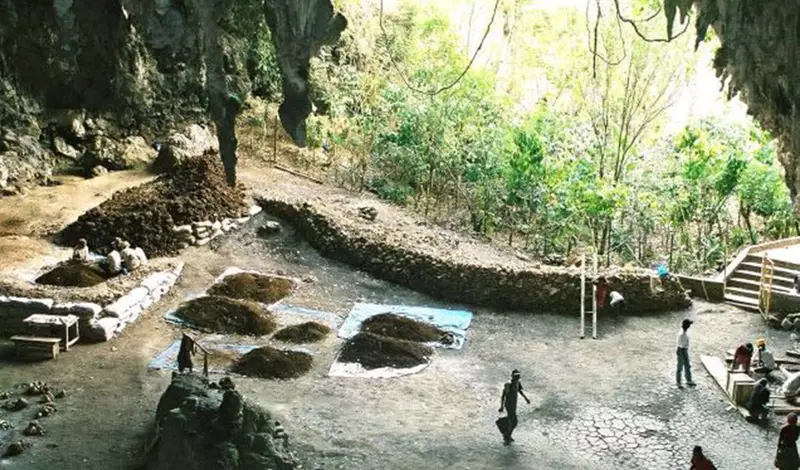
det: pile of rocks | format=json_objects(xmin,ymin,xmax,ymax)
[
  {"xmin": 143, "ymin": 373, "xmax": 298, "ymax": 470},
  {"xmin": 1, "ymin": 382, "xmax": 66, "ymax": 458},
  {"xmin": 256, "ymin": 193, "xmax": 690, "ymax": 315},
  {"xmin": 171, "ymin": 205, "xmax": 260, "ymax": 248}
]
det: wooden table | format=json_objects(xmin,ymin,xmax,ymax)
[{"xmin": 23, "ymin": 314, "xmax": 80, "ymax": 351}]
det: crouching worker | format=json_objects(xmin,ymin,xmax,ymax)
[
  {"xmin": 609, "ymin": 290, "xmax": 625, "ymax": 315},
  {"xmin": 753, "ymin": 338, "xmax": 777, "ymax": 374},
  {"xmin": 731, "ymin": 343, "xmax": 754, "ymax": 374},
  {"xmin": 120, "ymin": 241, "xmax": 147, "ymax": 272},
  {"xmin": 103, "ymin": 238, "xmax": 126, "ymax": 276},
  {"xmin": 72, "ymin": 238, "xmax": 89, "ymax": 263},
  {"xmin": 747, "ymin": 378, "xmax": 771, "ymax": 421}
]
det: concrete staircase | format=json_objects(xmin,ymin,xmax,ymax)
[{"xmin": 724, "ymin": 253, "xmax": 800, "ymax": 311}]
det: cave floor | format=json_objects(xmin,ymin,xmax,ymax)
[{"xmin": 0, "ymin": 165, "xmax": 791, "ymax": 470}]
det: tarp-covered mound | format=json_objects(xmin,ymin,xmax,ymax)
[
  {"xmin": 232, "ymin": 346, "xmax": 313, "ymax": 379},
  {"xmin": 145, "ymin": 373, "xmax": 298, "ymax": 470},
  {"xmin": 338, "ymin": 332, "xmax": 433, "ymax": 370},
  {"xmin": 58, "ymin": 154, "xmax": 249, "ymax": 257},
  {"xmin": 172, "ymin": 296, "xmax": 277, "ymax": 336},
  {"xmin": 273, "ymin": 321, "xmax": 331, "ymax": 343}
]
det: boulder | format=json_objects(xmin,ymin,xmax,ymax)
[
  {"xmin": 152, "ymin": 124, "xmax": 218, "ymax": 175},
  {"xmin": 85, "ymin": 317, "xmax": 121, "ymax": 341},
  {"xmin": 52, "ymin": 136, "xmax": 80, "ymax": 160},
  {"xmin": 91, "ymin": 165, "xmax": 109, "ymax": 177},
  {"xmin": 145, "ymin": 373, "xmax": 297, "ymax": 470}
]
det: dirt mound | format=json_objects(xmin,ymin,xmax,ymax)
[
  {"xmin": 232, "ymin": 346, "xmax": 313, "ymax": 379},
  {"xmin": 338, "ymin": 332, "xmax": 433, "ymax": 370},
  {"xmin": 273, "ymin": 322, "xmax": 331, "ymax": 343},
  {"xmin": 360, "ymin": 313, "xmax": 454, "ymax": 345},
  {"xmin": 207, "ymin": 273, "xmax": 294, "ymax": 304},
  {"xmin": 58, "ymin": 154, "xmax": 249, "ymax": 257},
  {"xmin": 173, "ymin": 296, "xmax": 277, "ymax": 336},
  {"xmin": 206, "ymin": 348, "xmax": 242, "ymax": 370},
  {"xmin": 35, "ymin": 262, "xmax": 109, "ymax": 287}
]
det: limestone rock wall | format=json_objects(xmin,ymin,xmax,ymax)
[{"xmin": 255, "ymin": 194, "xmax": 690, "ymax": 314}]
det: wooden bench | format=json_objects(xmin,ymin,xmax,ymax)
[{"xmin": 11, "ymin": 336, "xmax": 61, "ymax": 360}]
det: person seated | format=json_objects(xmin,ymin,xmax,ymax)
[
  {"xmin": 747, "ymin": 378, "xmax": 771, "ymax": 421},
  {"xmin": 105, "ymin": 239, "xmax": 125, "ymax": 276},
  {"xmin": 753, "ymin": 338, "xmax": 777, "ymax": 374},
  {"xmin": 609, "ymin": 290, "xmax": 626, "ymax": 314},
  {"xmin": 134, "ymin": 246, "xmax": 148, "ymax": 266},
  {"xmin": 72, "ymin": 238, "xmax": 90, "ymax": 263},
  {"xmin": 120, "ymin": 241, "xmax": 142, "ymax": 272},
  {"xmin": 731, "ymin": 343, "xmax": 754, "ymax": 374},
  {"xmin": 794, "ymin": 273, "xmax": 800, "ymax": 294}
]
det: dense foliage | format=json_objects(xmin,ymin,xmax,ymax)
[{"xmin": 255, "ymin": 0, "xmax": 794, "ymax": 274}]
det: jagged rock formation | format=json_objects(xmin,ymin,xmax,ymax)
[
  {"xmin": 0, "ymin": 0, "xmax": 345, "ymax": 192},
  {"xmin": 144, "ymin": 373, "xmax": 296, "ymax": 470},
  {"xmin": 264, "ymin": 0, "xmax": 348, "ymax": 147},
  {"xmin": 688, "ymin": 1, "xmax": 800, "ymax": 210}
]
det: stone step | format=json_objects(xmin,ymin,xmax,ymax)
[
  {"xmin": 731, "ymin": 270, "xmax": 794, "ymax": 288},
  {"xmin": 737, "ymin": 262, "xmax": 799, "ymax": 278},
  {"xmin": 724, "ymin": 298, "xmax": 760, "ymax": 312},
  {"xmin": 724, "ymin": 286, "xmax": 759, "ymax": 300},
  {"xmin": 727, "ymin": 276, "xmax": 793, "ymax": 293},
  {"xmin": 744, "ymin": 254, "xmax": 800, "ymax": 271}
]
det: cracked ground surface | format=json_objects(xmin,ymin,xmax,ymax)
[{"xmin": 0, "ymin": 208, "xmax": 792, "ymax": 470}]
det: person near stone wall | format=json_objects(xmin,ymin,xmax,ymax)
[
  {"xmin": 776, "ymin": 413, "xmax": 800, "ymax": 470},
  {"xmin": 594, "ymin": 276, "xmax": 609, "ymax": 310},
  {"xmin": 753, "ymin": 338, "xmax": 777, "ymax": 374},
  {"xmin": 497, "ymin": 369, "xmax": 530, "ymax": 446},
  {"xmin": 608, "ymin": 290, "xmax": 625, "ymax": 315},
  {"xmin": 676, "ymin": 319, "xmax": 696, "ymax": 389}
]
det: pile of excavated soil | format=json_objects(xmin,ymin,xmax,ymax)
[
  {"xmin": 207, "ymin": 273, "xmax": 294, "ymax": 304},
  {"xmin": 272, "ymin": 322, "xmax": 331, "ymax": 343},
  {"xmin": 231, "ymin": 346, "xmax": 313, "ymax": 379},
  {"xmin": 206, "ymin": 348, "xmax": 242, "ymax": 370},
  {"xmin": 338, "ymin": 332, "xmax": 433, "ymax": 370},
  {"xmin": 360, "ymin": 313, "xmax": 453, "ymax": 345},
  {"xmin": 58, "ymin": 154, "xmax": 249, "ymax": 257},
  {"xmin": 173, "ymin": 296, "xmax": 277, "ymax": 336},
  {"xmin": 35, "ymin": 262, "xmax": 109, "ymax": 288}
]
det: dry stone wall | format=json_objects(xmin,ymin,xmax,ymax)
[{"xmin": 256, "ymin": 194, "xmax": 690, "ymax": 315}]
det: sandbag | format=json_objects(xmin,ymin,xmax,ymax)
[
  {"xmin": 85, "ymin": 317, "xmax": 120, "ymax": 341},
  {"xmin": 52, "ymin": 302, "xmax": 102, "ymax": 317},
  {"xmin": 1, "ymin": 296, "xmax": 54, "ymax": 312},
  {"xmin": 103, "ymin": 287, "xmax": 149, "ymax": 318}
]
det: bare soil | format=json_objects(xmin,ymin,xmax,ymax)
[
  {"xmin": 273, "ymin": 322, "xmax": 331, "ymax": 344},
  {"xmin": 207, "ymin": 272, "xmax": 294, "ymax": 304},
  {"xmin": 232, "ymin": 346, "xmax": 313, "ymax": 379},
  {"xmin": 172, "ymin": 295, "xmax": 277, "ymax": 336}
]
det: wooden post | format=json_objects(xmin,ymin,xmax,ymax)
[
  {"xmin": 592, "ymin": 251, "xmax": 598, "ymax": 340},
  {"xmin": 272, "ymin": 112, "xmax": 279, "ymax": 164},
  {"xmin": 580, "ymin": 252, "xmax": 586, "ymax": 339}
]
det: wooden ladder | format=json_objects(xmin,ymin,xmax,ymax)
[
  {"xmin": 580, "ymin": 251, "xmax": 599, "ymax": 339},
  {"xmin": 759, "ymin": 255, "xmax": 775, "ymax": 320}
]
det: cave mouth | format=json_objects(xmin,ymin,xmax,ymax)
[{"xmin": 35, "ymin": 261, "xmax": 111, "ymax": 288}]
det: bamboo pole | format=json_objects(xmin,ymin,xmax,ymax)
[
  {"xmin": 580, "ymin": 252, "xmax": 586, "ymax": 339},
  {"xmin": 592, "ymin": 251, "xmax": 598, "ymax": 340}
]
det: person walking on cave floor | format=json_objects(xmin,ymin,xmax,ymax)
[
  {"xmin": 776, "ymin": 413, "xmax": 800, "ymax": 470},
  {"xmin": 498, "ymin": 369, "xmax": 530, "ymax": 446},
  {"xmin": 689, "ymin": 445, "xmax": 717, "ymax": 470},
  {"xmin": 676, "ymin": 318, "xmax": 696, "ymax": 389}
]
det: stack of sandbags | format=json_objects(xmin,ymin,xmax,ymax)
[
  {"xmin": 0, "ymin": 297, "xmax": 54, "ymax": 337},
  {"xmin": 172, "ymin": 224, "xmax": 195, "ymax": 249},
  {"xmin": 51, "ymin": 302, "xmax": 103, "ymax": 337}
]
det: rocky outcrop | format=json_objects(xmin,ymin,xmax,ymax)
[
  {"xmin": 690, "ymin": 1, "xmax": 800, "ymax": 208},
  {"xmin": 255, "ymin": 192, "xmax": 690, "ymax": 314},
  {"xmin": 0, "ymin": 0, "xmax": 330, "ymax": 193},
  {"xmin": 264, "ymin": 0, "xmax": 348, "ymax": 147},
  {"xmin": 144, "ymin": 373, "xmax": 297, "ymax": 470}
]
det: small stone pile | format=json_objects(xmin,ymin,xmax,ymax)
[
  {"xmin": 0, "ymin": 381, "xmax": 66, "ymax": 459},
  {"xmin": 58, "ymin": 154, "xmax": 250, "ymax": 257}
]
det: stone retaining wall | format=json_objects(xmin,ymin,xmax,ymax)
[
  {"xmin": 0, "ymin": 262, "xmax": 184, "ymax": 341},
  {"xmin": 171, "ymin": 205, "xmax": 261, "ymax": 248},
  {"xmin": 255, "ymin": 195, "xmax": 690, "ymax": 314}
]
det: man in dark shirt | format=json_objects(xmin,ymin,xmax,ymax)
[
  {"xmin": 498, "ymin": 369, "xmax": 530, "ymax": 445},
  {"xmin": 747, "ymin": 378, "xmax": 771, "ymax": 421}
]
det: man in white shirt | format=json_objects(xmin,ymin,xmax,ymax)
[
  {"xmin": 753, "ymin": 338, "xmax": 777, "ymax": 373},
  {"xmin": 676, "ymin": 318, "xmax": 696, "ymax": 388},
  {"xmin": 609, "ymin": 291, "xmax": 625, "ymax": 314},
  {"xmin": 120, "ymin": 241, "xmax": 142, "ymax": 272}
]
